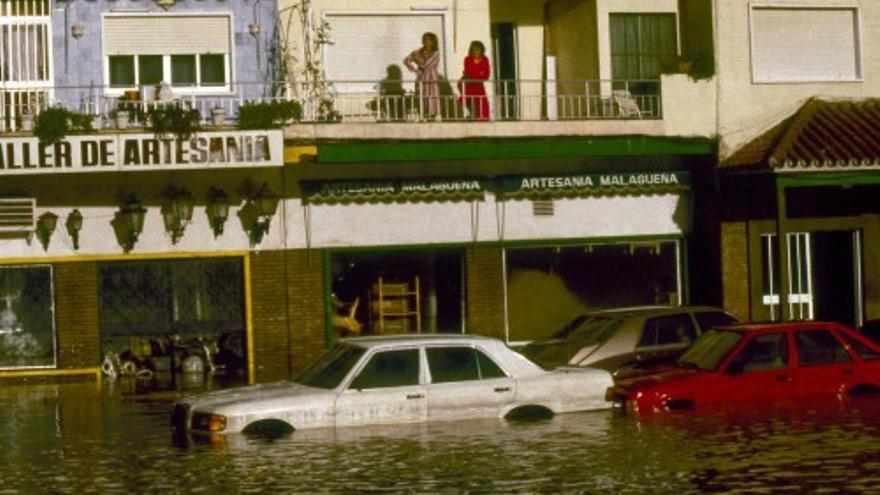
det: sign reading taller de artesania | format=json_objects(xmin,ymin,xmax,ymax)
[{"xmin": 0, "ymin": 130, "xmax": 284, "ymax": 174}]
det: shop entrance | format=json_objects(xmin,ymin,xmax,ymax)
[
  {"xmin": 812, "ymin": 230, "xmax": 861, "ymax": 328},
  {"xmin": 330, "ymin": 249, "xmax": 464, "ymax": 338},
  {"xmin": 97, "ymin": 257, "xmax": 247, "ymax": 385}
]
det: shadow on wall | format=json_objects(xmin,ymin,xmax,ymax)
[{"xmin": 506, "ymin": 270, "xmax": 588, "ymax": 342}]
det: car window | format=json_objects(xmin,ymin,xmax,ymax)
[
  {"xmin": 694, "ymin": 311, "xmax": 738, "ymax": 332},
  {"xmin": 838, "ymin": 331, "xmax": 880, "ymax": 361},
  {"xmin": 350, "ymin": 349, "xmax": 420, "ymax": 389},
  {"xmin": 639, "ymin": 314, "xmax": 697, "ymax": 347},
  {"xmin": 796, "ymin": 330, "xmax": 852, "ymax": 366},
  {"xmin": 554, "ymin": 315, "xmax": 590, "ymax": 339},
  {"xmin": 678, "ymin": 329, "xmax": 743, "ymax": 370},
  {"xmin": 427, "ymin": 347, "xmax": 508, "ymax": 383},
  {"xmin": 730, "ymin": 333, "xmax": 789, "ymax": 373},
  {"xmin": 476, "ymin": 349, "xmax": 507, "ymax": 379},
  {"xmin": 295, "ymin": 344, "xmax": 366, "ymax": 389},
  {"xmin": 560, "ymin": 317, "xmax": 622, "ymax": 345}
]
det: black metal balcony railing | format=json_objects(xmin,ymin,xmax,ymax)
[{"xmin": 0, "ymin": 79, "xmax": 662, "ymax": 132}]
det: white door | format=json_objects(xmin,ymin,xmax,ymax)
[
  {"xmin": 425, "ymin": 346, "xmax": 515, "ymax": 421},
  {"xmin": 334, "ymin": 348, "xmax": 427, "ymax": 427}
]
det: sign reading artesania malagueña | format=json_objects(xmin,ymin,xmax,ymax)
[
  {"xmin": 0, "ymin": 131, "xmax": 284, "ymax": 174},
  {"xmin": 503, "ymin": 172, "xmax": 690, "ymax": 197},
  {"xmin": 306, "ymin": 178, "xmax": 488, "ymax": 203}
]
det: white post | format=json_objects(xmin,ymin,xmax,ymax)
[{"xmin": 545, "ymin": 55, "xmax": 558, "ymax": 121}]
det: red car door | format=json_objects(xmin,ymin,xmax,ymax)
[
  {"xmin": 718, "ymin": 331, "xmax": 796, "ymax": 404},
  {"xmin": 792, "ymin": 328, "xmax": 857, "ymax": 398}
]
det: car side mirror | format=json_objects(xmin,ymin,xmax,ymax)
[{"xmin": 725, "ymin": 362, "xmax": 744, "ymax": 376}]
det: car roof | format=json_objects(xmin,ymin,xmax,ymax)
[
  {"xmin": 341, "ymin": 333, "xmax": 501, "ymax": 350},
  {"xmin": 588, "ymin": 305, "xmax": 728, "ymax": 319},
  {"xmin": 713, "ymin": 321, "xmax": 848, "ymax": 333}
]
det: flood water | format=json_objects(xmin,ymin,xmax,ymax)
[{"xmin": 2, "ymin": 381, "xmax": 880, "ymax": 494}]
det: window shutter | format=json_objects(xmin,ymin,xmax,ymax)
[
  {"xmin": 0, "ymin": 198, "xmax": 35, "ymax": 233},
  {"xmin": 751, "ymin": 8, "xmax": 860, "ymax": 82},
  {"xmin": 324, "ymin": 14, "xmax": 445, "ymax": 88},
  {"xmin": 104, "ymin": 15, "xmax": 231, "ymax": 55}
]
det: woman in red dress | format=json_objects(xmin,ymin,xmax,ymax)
[{"xmin": 460, "ymin": 41, "xmax": 491, "ymax": 121}]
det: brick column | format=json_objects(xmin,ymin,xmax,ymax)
[
  {"xmin": 54, "ymin": 262, "xmax": 101, "ymax": 369},
  {"xmin": 249, "ymin": 250, "xmax": 291, "ymax": 383},
  {"xmin": 465, "ymin": 247, "xmax": 506, "ymax": 340},
  {"xmin": 284, "ymin": 249, "xmax": 328, "ymax": 375},
  {"xmin": 720, "ymin": 221, "xmax": 751, "ymax": 320}
]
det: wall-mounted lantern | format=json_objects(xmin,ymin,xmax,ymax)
[
  {"xmin": 206, "ymin": 188, "xmax": 231, "ymax": 238},
  {"xmin": 35, "ymin": 212, "xmax": 58, "ymax": 251},
  {"xmin": 115, "ymin": 195, "xmax": 147, "ymax": 252},
  {"xmin": 240, "ymin": 182, "xmax": 280, "ymax": 245},
  {"xmin": 65, "ymin": 209, "xmax": 83, "ymax": 250},
  {"xmin": 71, "ymin": 24, "xmax": 85, "ymax": 39},
  {"xmin": 154, "ymin": 0, "xmax": 177, "ymax": 10},
  {"xmin": 248, "ymin": 23, "xmax": 262, "ymax": 36},
  {"xmin": 161, "ymin": 187, "xmax": 194, "ymax": 245}
]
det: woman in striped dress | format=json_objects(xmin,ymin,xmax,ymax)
[{"xmin": 404, "ymin": 32, "xmax": 441, "ymax": 120}]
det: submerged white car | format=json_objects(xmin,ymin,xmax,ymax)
[{"xmin": 171, "ymin": 335, "xmax": 612, "ymax": 435}]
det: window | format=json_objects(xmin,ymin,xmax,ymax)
[
  {"xmin": 750, "ymin": 7, "xmax": 861, "ymax": 83},
  {"xmin": 694, "ymin": 311, "xmax": 738, "ymax": 332},
  {"xmin": 678, "ymin": 329, "xmax": 743, "ymax": 371},
  {"xmin": 296, "ymin": 344, "xmax": 366, "ymax": 389},
  {"xmin": 610, "ymin": 13, "xmax": 678, "ymax": 80},
  {"xmin": 426, "ymin": 347, "xmax": 507, "ymax": 383},
  {"xmin": 0, "ymin": 265, "xmax": 55, "ymax": 370},
  {"xmin": 138, "ymin": 55, "xmax": 163, "ymax": 86},
  {"xmin": 639, "ymin": 314, "xmax": 697, "ymax": 347},
  {"xmin": 839, "ymin": 332, "xmax": 880, "ymax": 361},
  {"xmin": 109, "ymin": 55, "xmax": 135, "ymax": 87},
  {"xmin": 350, "ymin": 349, "xmax": 420, "ymax": 389},
  {"xmin": 796, "ymin": 330, "xmax": 852, "ymax": 366},
  {"xmin": 762, "ymin": 233, "xmax": 813, "ymax": 321},
  {"xmin": 730, "ymin": 333, "xmax": 789, "ymax": 373},
  {"xmin": 103, "ymin": 15, "xmax": 231, "ymax": 92}
]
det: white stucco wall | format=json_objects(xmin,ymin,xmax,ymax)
[{"xmin": 715, "ymin": 0, "xmax": 880, "ymax": 157}]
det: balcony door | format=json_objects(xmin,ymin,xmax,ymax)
[
  {"xmin": 492, "ymin": 23, "xmax": 518, "ymax": 120},
  {"xmin": 609, "ymin": 13, "xmax": 676, "ymax": 98}
]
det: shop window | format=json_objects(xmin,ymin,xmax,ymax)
[
  {"xmin": 350, "ymin": 349, "xmax": 420, "ymax": 389},
  {"xmin": 0, "ymin": 266, "xmax": 55, "ymax": 370},
  {"xmin": 505, "ymin": 241, "xmax": 681, "ymax": 342},
  {"xmin": 796, "ymin": 330, "xmax": 851, "ymax": 366},
  {"xmin": 330, "ymin": 250, "xmax": 464, "ymax": 339},
  {"xmin": 97, "ymin": 258, "xmax": 246, "ymax": 379},
  {"xmin": 109, "ymin": 55, "xmax": 135, "ymax": 87},
  {"xmin": 171, "ymin": 55, "xmax": 197, "ymax": 86}
]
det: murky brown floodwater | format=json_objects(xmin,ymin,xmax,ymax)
[{"xmin": 1, "ymin": 381, "xmax": 880, "ymax": 494}]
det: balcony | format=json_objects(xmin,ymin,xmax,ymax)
[{"xmin": 0, "ymin": 75, "xmax": 715, "ymax": 140}]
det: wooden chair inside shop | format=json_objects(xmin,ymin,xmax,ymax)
[{"xmin": 332, "ymin": 296, "xmax": 363, "ymax": 336}]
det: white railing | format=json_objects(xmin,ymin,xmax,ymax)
[{"xmin": 0, "ymin": 79, "xmax": 662, "ymax": 132}]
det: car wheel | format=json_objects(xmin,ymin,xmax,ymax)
[
  {"xmin": 504, "ymin": 405, "xmax": 555, "ymax": 422},
  {"xmin": 242, "ymin": 419, "xmax": 295, "ymax": 439}
]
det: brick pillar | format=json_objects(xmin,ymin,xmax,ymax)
[
  {"xmin": 54, "ymin": 262, "xmax": 101, "ymax": 369},
  {"xmin": 465, "ymin": 247, "xmax": 506, "ymax": 340},
  {"xmin": 249, "ymin": 250, "xmax": 291, "ymax": 383},
  {"xmin": 285, "ymin": 249, "xmax": 328, "ymax": 375},
  {"xmin": 721, "ymin": 221, "xmax": 751, "ymax": 320}
]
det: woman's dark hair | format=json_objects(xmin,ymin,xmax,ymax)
[
  {"xmin": 422, "ymin": 32, "xmax": 439, "ymax": 53},
  {"xmin": 469, "ymin": 40, "xmax": 486, "ymax": 57}
]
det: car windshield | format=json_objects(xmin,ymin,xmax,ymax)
[
  {"xmin": 295, "ymin": 343, "xmax": 366, "ymax": 389},
  {"xmin": 677, "ymin": 329, "xmax": 743, "ymax": 370},
  {"xmin": 554, "ymin": 316, "xmax": 622, "ymax": 344}
]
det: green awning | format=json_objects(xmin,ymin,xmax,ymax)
[
  {"xmin": 501, "ymin": 171, "xmax": 690, "ymax": 199},
  {"xmin": 303, "ymin": 178, "xmax": 489, "ymax": 204}
]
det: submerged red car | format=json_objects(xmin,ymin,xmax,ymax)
[{"xmin": 607, "ymin": 322, "xmax": 880, "ymax": 414}]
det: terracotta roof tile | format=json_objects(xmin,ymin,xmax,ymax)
[{"xmin": 721, "ymin": 98, "xmax": 880, "ymax": 171}]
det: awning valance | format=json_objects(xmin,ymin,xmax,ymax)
[
  {"xmin": 500, "ymin": 172, "xmax": 690, "ymax": 199},
  {"xmin": 303, "ymin": 178, "xmax": 489, "ymax": 204}
]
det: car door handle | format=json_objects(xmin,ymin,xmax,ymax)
[
  {"xmin": 494, "ymin": 387, "xmax": 511, "ymax": 393},
  {"xmin": 776, "ymin": 375, "xmax": 792, "ymax": 382},
  {"xmin": 406, "ymin": 393, "xmax": 424, "ymax": 400}
]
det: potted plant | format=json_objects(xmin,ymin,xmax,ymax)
[
  {"xmin": 237, "ymin": 100, "xmax": 303, "ymax": 129},
  {"xmin": 91, "ymin": 114, "xmax": 103, "ymax": 131},
  {"xmin": 32, "ymin": 107, "xmax": 96, "ymax": 147},
  {"xmin": 148, "ymin": 104, "xmax": 202, "ymax": 141},
  {"xmin": 211, "ymin": 105, "xmax": 227, "ymax": 126},
  {"xmin": 110, "ymin": 106, "xmax": 130, "ymax": 129},
  {"xmin": 20, "ymin": 108, "xmax": 35, "ymax": 132}
]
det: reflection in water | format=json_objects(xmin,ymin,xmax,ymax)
[{"xmin": 1, "ymin": 383, "xmax": 879, "ymax": 493}]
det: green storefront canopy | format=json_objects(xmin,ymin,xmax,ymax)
[
  {"xmin": 501, "ymin": 171, "xmax": 690, "ymax": 199},
  {"xmin": 303, "ymin": 178, "xmax": 490, "ymax": 204}
]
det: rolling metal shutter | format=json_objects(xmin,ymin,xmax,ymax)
[
  {"xmin": 324, "ymin": 13, "xmax": 445, "ymax": 86},
  {"xmin": 751, "ymin": 7, "xmax": 860, "ymax": 82},
  {"xmin": 103, "ymin": 15, "xmax": 231, "ymax": 55}
]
